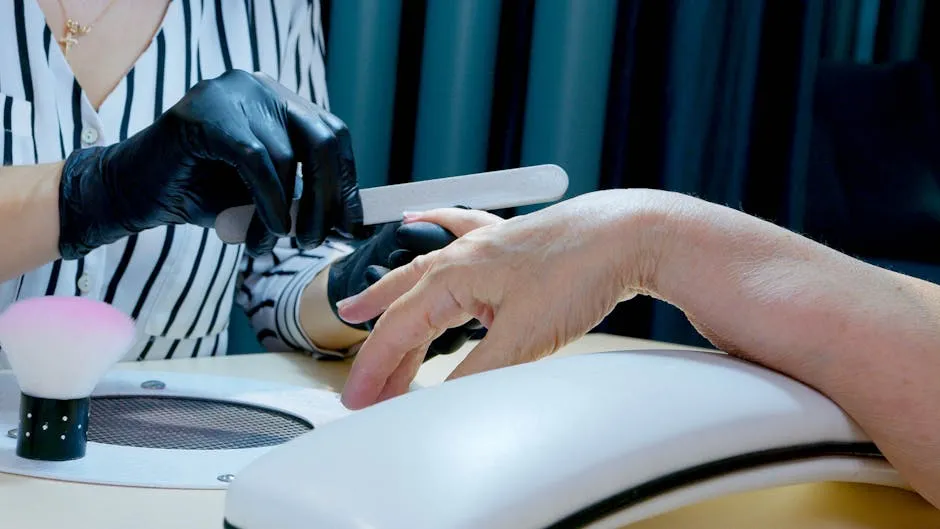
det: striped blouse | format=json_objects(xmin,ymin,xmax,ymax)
[{"xmin": 0, "ymin": 0, "xmax": 355, "ymax": 366}]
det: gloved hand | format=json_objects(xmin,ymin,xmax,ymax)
[
  {"xmin": 327, "ymin": 220, "xmax": 481, "ymax": 360},
  {"xmin": 57, "ymin": 69, "xmax": 367, "ymax": 259}
]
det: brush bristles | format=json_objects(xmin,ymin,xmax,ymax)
[{"xmin": 0, "ymin": 296, "xmax": 136, "ymax": 400}]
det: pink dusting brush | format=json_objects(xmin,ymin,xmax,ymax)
[{"xmin": 0, "ymin": 296, "xmax": 136, "ymax": 461}]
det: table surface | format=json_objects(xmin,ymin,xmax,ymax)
[{"xmin": 0, "ymin": 333, "xmax": 937, "ymax": 529}]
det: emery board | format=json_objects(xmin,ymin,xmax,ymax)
[{"xmin": 214, "ymin": 164, "xmax": 569, "ymax": 244}]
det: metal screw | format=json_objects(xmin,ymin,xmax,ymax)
[
  {"xmin": 6, "ymin": 428, "xmax": 16, "ymax": 439},
  {"xmin": 217, "ymin": 474, "xmax": 235, "ymax": 483},
  {"xmin": 141, "ymin": 380, "xmax": 166, "ymax": 390}
]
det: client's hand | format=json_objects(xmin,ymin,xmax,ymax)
[
  {"xmin": 317, "ymin": 218, "xmax": 486, "ymax": 358},
  {"xmin": 335, "ymin": 199, "xmax": 649, "ymax": 409}
]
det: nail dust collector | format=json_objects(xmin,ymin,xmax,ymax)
[
  {"xmin": 223, "ymin": 349, "xmax": 907, "ymax": 529},
  {"xmin": 0, "ymin": 296, "xmax": 352, "ymax": 488}
]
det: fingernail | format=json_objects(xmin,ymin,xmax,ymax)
[
  {"xmin": 336, "ymin": 298, "xmax": 369, "ymax": 324},
  {"xmin": 340, "ymin": 383, "xmax": 363, "ymax": 409},
  {"xmin": 336, "ymin": 297, "xmax": 353, "ymax": 310},
  {"xmin": 402, "ymin": 211, "xmax": 419, "ymax": 222},
  {"xmin": 339, "ymin": 392, "xmax": 359, "ymax": 410}
]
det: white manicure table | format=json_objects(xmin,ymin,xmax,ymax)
[{"xmin": 0, "ymin": 333, "xmax": 937, "ymax": 529}]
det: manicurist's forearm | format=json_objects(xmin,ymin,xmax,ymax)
[
  {"xmin": 646, "ymin": 192, "xmax": 940, "ymax": 506},
  {"xmin": 0, "ymin": 163, "xmax": 65, "ymax": 283}
]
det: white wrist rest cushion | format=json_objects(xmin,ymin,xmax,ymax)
[{"xmin": 223, "ymin": 349, "xmax": 903, "ymax": 529}]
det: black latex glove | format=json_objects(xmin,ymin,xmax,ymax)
[
  {"xmin": 327, "ymin": 221, "xmax": 482, "ymax": 361},
  {"xmin": 57, "ymin": 69, "xmax": 367, "ymax": 259}
]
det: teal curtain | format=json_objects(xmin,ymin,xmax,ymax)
[
  {"xmin": 516, "ymin": 0, "xmax": 619, "ymax": 212},
  {"xmin": 325, "ymin": 0, "xmax": 402, "ymax": 189},
  {"xmin": 411, "ymin": 0, "xmax": 502, "ymax": 181}
]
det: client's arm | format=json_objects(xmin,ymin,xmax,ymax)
[
  {"xmin": 0, "ymin": 163, "xmax": 66, "ymax": 283},
  {"xmin": 649, "ymin": 194, "xmax": 940, "ymax": 507},
  {"xmin": 336, "ymin": 189, "xmax": 940, "ymax": 507}
]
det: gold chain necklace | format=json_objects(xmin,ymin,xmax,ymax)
[{"xmin": 56, "ymin": 0, "xmax": 120, "ymax": 55}]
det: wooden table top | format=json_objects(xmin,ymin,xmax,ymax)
[{"xmin": 0, "ymin": 333, "xmax": 936, "ymax": 528}]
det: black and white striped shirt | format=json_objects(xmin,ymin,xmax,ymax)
[{"xmin": 0, "ymin": 0, "xmax": 354, "ymax": 364}]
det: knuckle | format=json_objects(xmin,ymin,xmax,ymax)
[
  {"xmin": 334, "ymin": 127, "xmax": 353, "ymax": 151},
  {"xmin": 469, "ymin": 302, "xmax": 494, "ymax": 328},
  {"xmin": 420, "ymin": 311, "xmax": 438, "ymax": 334},
  {"xmin": 221, "ymin": 69, "xmax": 251, "ymax": 82},
  {"xmin": 421, "ymin": 297, "xmax": 462, "ymax": 334},
  {"xmin": 239, "ymin": 140, "xmax": 267, "ymax": 159},
  {"xmin": 188, "ymin": 77, "xmax": 223, "ymax": 102},
  {"xmin": 321, "ymin": 111, "xmax": 349, "ymax": 131},
  {"xmin": 409, "ymin": 252, "xmax": 435, "ymax": 276},
  {"xmin": 314, "ymin": 130, "xmax": 339, "ymax": 150},
  {"xmin": 267, "ymin": 143, "xmax": 293, "ymax": 167},
  {"xmin": 202, "ymin": 75, "xmax": 224, "ymax": 88}
]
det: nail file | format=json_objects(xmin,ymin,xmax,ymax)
[{"xmin": 214, "ymin": 164, "xmax": 569, "ymax": 244}]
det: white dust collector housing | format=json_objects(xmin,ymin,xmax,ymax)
[{"xmin": 0, "ymin": 370, "xmax": 351, "ymax": 489}]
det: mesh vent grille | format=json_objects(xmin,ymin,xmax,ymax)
[{"xmin": 86, "ymin": 395, "xmax": 313, "ymax": 450}]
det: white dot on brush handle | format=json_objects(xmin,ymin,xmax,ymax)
[
  {"xmin": 60, "ymin": 435, "xmax": 65, "ymax": 440},
  {"xmin": 42, "ymin": 423, "xmax": 48, "ymax": 431},
  {"xmin": 25, "ymin": 432, "xmax": 29, "ymax": 437},
  {"xmin": 62, "ymin": 416, "xmax": 67, "ymax": 421},
  {"xmin": 26, "ymin": 413, "xmax": 31, "ymax": 419}
]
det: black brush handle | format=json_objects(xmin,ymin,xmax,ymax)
[{"xmin": 16, "ymin": 393, "xmax": 90, "ymax": 461}]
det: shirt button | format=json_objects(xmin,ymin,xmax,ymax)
[
  {"xmin": 80, "ymin": 127, "xmax": 99, "ymax": 146},
  {"xmin": 76, "ymin": 273, "xmax": 92, "ymax": 294}
]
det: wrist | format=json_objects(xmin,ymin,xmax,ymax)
[
  {"xmin": 57, "ymin": 147, "xmax": 129, "ymax": 260},
  {"xmin": 299, "ymin": 264, "xmax": 369, "ymax": 351},
  {"xmin": 604, "ymin": 189, "xmax": 687, "ymax": 301}
]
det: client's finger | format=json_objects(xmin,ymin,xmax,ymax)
[
  {"xmin": 336, "ymin": 253, "xmax": 434, "ymax": 324},
  {"xmin": 447, "ymin": 312, "xmax": 561, "ymax": 381},
  {"xmin": 340, "ymin": 278, "xmax": 467, "ymax": 409},
  {"xmin": 374, "ymin": 343, "xmax": 430, "ymax": 404},
  {"xmin": 404, "ymin": 208, "xmax": 503, "ymax": 237}
]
